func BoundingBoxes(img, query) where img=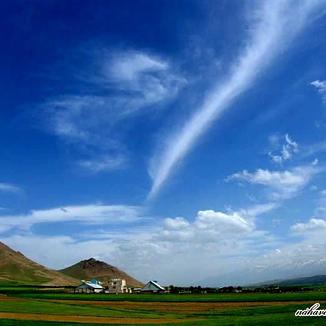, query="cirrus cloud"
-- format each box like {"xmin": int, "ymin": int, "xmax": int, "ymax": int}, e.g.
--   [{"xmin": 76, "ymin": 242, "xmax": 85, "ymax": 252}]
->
[
  {"xmin": 43, "ymin": 50, "xmax": 185, "ymax": 173},
  {"xmin": 148, "ymin": 0, "xmax": 324, "ymax": 198},
  {"xmin": 311, "ymin": 80, "xmax": 326, "ymax": 103},
  {"xmin": 228, "ymin": 165, "xmax": 318, "ymax": 200},
  {"xmin": 0, "ymin": 183, "xmax": 22, "ymax": 194},
  {"xmin": 268, "ymin": 134, "xmax": 299, "ymax": 164},
  {"xmin": 0, "ymin": 203, "xmax": 144, "ymax": 234}
]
